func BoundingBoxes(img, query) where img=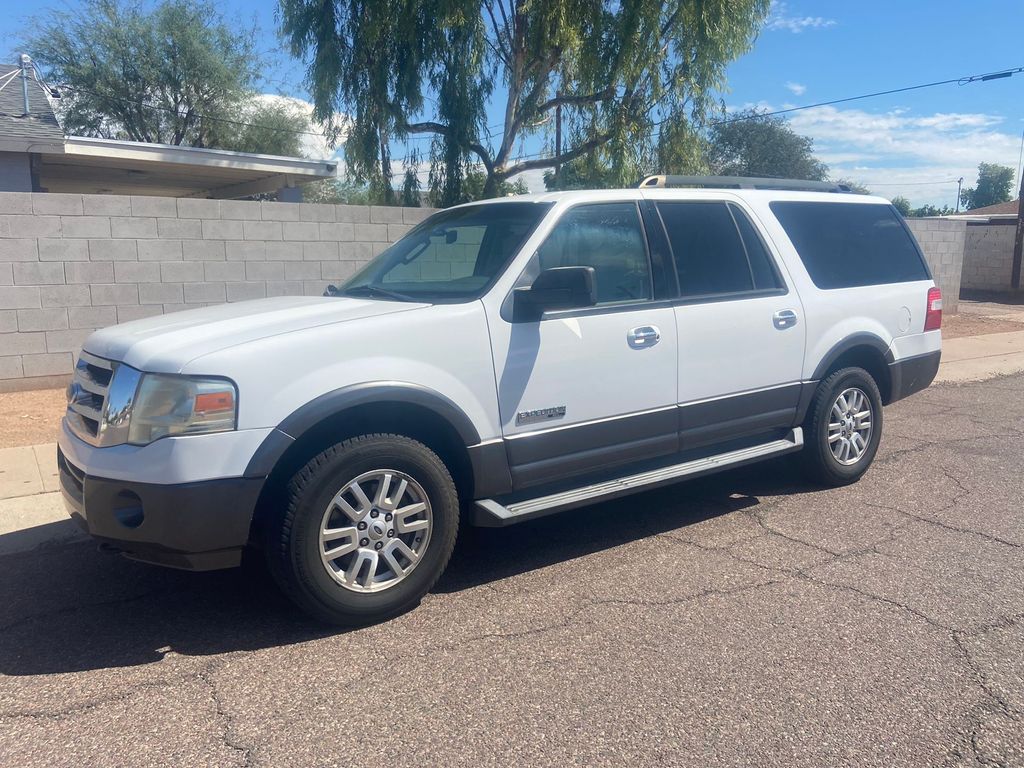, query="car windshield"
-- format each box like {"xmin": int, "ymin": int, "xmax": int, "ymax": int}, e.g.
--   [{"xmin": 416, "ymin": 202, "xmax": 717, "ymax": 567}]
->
[{"xmin": 339, "ymin": 202, "xmax": 551, "ymax": 302}]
